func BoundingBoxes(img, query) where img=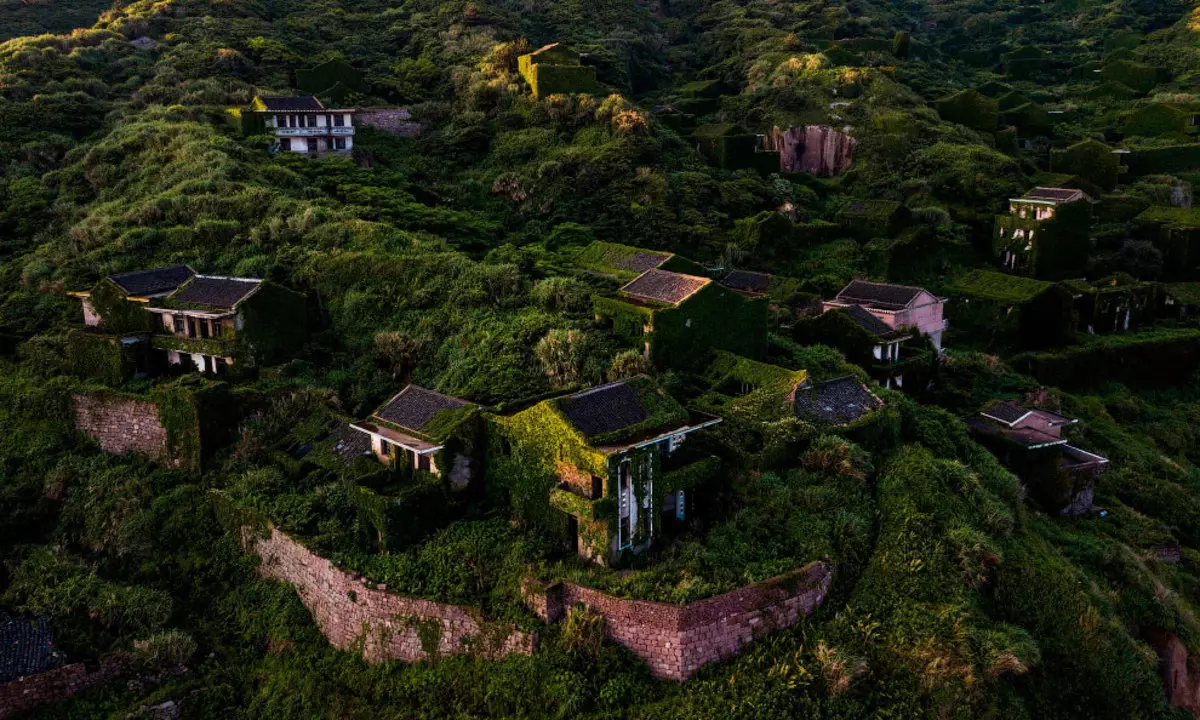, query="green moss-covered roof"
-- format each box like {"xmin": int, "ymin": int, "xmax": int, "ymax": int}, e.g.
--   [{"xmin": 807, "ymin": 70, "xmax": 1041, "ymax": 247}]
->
[
  {"xmin": 1166, "ymin": 283, "xmax": 1200, "ymax": 305},
  {"xmin": 1134, "ymin": 206, "xmax": 1200, "ymax": 228},
  {"xmin": 949, "ymin": 269, "xmax": 1054, "ymax": 304},
  {"xmin": 573, "ymin": 241, "xmax": 673, "ymax": 278}
]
